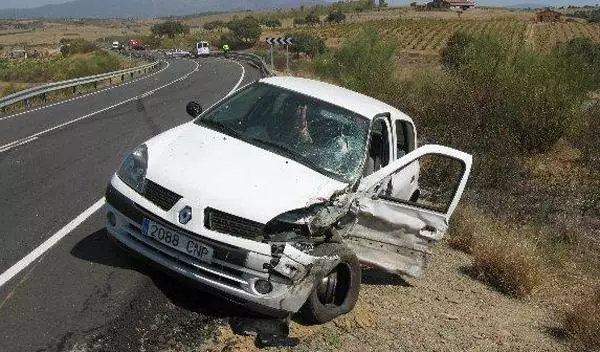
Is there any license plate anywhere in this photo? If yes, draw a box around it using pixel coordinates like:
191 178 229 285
142 218 214 263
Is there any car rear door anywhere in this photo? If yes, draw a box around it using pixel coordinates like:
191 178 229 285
342 144 472 277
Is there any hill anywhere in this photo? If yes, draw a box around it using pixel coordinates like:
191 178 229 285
0 0 327 19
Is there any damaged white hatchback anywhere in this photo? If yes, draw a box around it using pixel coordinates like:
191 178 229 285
105 76 472 324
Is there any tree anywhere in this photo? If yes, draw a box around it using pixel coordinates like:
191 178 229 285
263 18 282 28
203 20 225 31
151 21 190 38
305 11 321 26
287 33 326 58
223 16 262 49
293 17 307 27
326 10 346 24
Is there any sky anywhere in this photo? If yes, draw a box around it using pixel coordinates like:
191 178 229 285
0 0 598 10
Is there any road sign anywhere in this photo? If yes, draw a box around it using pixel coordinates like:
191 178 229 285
266 37 293 46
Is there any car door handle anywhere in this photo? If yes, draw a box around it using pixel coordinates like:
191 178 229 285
410 175 416 184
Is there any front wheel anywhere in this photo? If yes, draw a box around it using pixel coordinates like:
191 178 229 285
300 243 361 324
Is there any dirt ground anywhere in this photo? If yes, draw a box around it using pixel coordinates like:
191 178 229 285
198 243 569 352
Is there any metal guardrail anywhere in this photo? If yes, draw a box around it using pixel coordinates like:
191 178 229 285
211 51 273 77
0 60 162 110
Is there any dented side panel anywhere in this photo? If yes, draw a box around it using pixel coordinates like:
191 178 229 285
343 145 472 277
342 198 448 277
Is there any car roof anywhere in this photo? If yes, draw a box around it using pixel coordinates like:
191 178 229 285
260 76 413 122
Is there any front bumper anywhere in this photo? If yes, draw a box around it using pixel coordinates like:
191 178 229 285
105 178 332 317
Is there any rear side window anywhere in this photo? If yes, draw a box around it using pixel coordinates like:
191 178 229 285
395 120 415 157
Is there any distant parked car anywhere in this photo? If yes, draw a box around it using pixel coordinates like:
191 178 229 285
128 39 144 50
195 41 210 57
111 41 123 50
105 76 472 324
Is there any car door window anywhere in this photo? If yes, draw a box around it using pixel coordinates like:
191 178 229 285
378 153 466 214
363 118 391 176
395 120 415 158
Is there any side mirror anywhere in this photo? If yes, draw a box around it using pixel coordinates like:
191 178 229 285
186 101 203 118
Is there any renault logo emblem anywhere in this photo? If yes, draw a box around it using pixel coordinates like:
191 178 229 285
178 206 192 224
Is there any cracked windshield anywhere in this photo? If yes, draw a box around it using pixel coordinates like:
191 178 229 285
196 82 370 182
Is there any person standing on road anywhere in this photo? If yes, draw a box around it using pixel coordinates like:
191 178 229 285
222 44 230 58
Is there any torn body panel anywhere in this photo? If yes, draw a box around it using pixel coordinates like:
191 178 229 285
342 197 447 277
266 243 342 313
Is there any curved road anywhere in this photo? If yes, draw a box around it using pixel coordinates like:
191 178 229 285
0 57 263 352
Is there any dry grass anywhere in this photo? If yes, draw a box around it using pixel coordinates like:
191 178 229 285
471 226 544 298
445 204 545 298
563 287 600 351
446 204 482 254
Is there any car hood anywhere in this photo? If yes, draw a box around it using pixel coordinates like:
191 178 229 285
144 123 347 224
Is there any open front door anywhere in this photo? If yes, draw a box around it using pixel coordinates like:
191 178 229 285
343 144 472 277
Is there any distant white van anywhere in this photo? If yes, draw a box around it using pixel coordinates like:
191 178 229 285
195 41 210 57
111 41 122 50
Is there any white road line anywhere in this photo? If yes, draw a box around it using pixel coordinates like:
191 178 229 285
226 60 246 96
0 198 105 287
0 61 172 122
0 60 200 154
0 58 245 288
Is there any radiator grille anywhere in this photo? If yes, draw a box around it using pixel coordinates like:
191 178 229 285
142 180 182 210
204 207 264 240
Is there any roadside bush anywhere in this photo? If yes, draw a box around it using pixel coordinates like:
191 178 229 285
305 11 321 26
437 32 586 154
314 29 397 101
0 52 121 83
570 100 600 167
563 287 600 350
441 32 475 71
287 32 325 58
326 10 346 24
446 205 481 253
263 18 282 28
472 228 544 298
59 38 97 56
293 17 307 27
0 83 22 98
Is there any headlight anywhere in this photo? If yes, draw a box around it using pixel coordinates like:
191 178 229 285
117 144 148 193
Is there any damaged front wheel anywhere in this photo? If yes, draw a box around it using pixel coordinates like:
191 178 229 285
300 243 361 324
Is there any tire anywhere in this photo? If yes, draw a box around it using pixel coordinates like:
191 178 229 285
300 243 361 324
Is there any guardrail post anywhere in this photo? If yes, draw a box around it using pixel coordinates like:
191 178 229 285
24 99 30 108
94 82 97 90
121 74 125 81
130 72 134 79
73 86 77 95
42 92 47 105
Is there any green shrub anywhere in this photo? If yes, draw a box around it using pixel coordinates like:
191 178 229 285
314 29 397 101
223 16 262 49
286 32 325 58
59 38 97 57
571 100 600 167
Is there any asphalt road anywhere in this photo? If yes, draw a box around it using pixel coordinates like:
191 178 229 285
0 57 263 352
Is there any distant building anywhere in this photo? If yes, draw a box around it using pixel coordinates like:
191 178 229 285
536 8 562 22
427 0 476 10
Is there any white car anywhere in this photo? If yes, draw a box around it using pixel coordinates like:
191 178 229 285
195 41 210 57
111 41 123 50
105 77 472 323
